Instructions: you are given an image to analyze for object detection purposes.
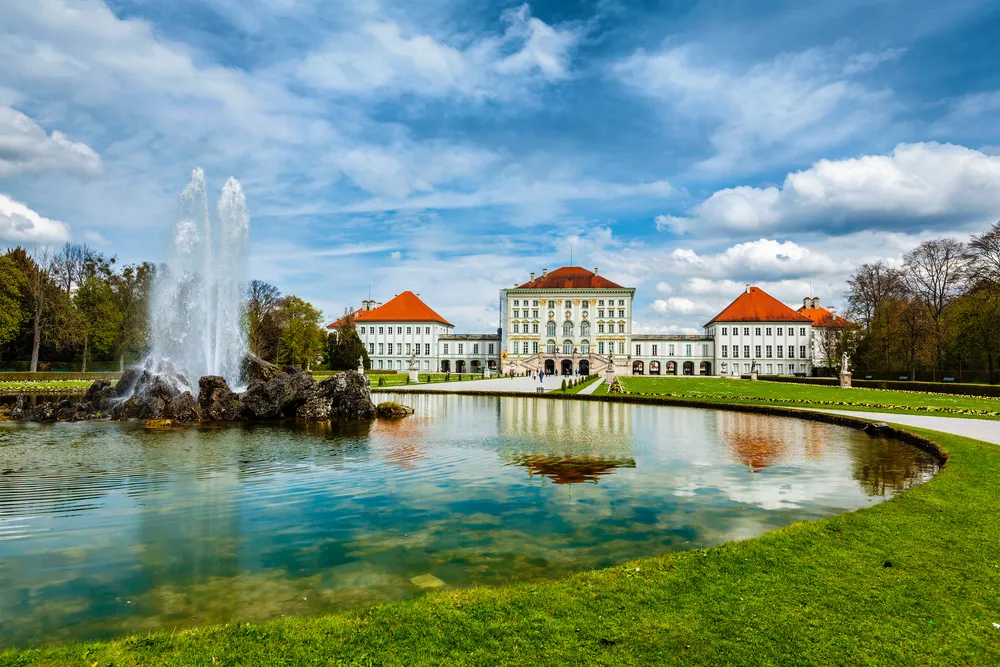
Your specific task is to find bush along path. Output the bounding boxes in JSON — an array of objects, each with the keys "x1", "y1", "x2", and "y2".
[{"x1": 4, "y1": 414, "x2": 1000, "y2": 665}]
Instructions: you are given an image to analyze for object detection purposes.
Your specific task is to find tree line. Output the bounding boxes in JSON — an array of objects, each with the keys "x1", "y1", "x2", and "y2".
[
  {"x1": 0, "y1": 245, "x2": 363, "y2": 373},
  {"x1": 845, "y1": 221, "x2": 1000, "y2": 382}
]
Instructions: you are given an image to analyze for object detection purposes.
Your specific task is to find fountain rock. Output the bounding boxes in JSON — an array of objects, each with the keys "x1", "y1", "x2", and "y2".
[
  {"x1": 198, "y1": 376, "x2": 241, "y2": 421},
  {"x1": 376, "y1": 401, "x2": 414, "y2": 419},
  {"x1": 170, "y1": 392, "x2": 202, "y2": 422},
  {"x1": 319, "y1": 372, "x2": 377, "y2": 421},
  {"x1": 241, "y1": 354, "x2": 280, "y2": 384}
]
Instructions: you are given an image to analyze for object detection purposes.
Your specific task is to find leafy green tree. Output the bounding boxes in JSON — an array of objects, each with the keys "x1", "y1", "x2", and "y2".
[
  {"x1": 74, "y1": 276, "x2": 123, "y2": 372},
  {"x1": 111, "y1": 263, "x2": 154, "y2": 370},
  {"x1": 0, "y1": 255, "x2": 27, "y2": 352},
  {"x1": 277, "y1": 296, "x2": 326, "y2": 369},
  {"x1": 325, "y1": 314, "x2": 370, "y2": 371}
]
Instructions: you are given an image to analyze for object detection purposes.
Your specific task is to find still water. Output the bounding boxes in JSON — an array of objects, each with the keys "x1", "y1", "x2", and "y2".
[{"x1": 0, "y1": 394, "x2": 938, "y2": 647}]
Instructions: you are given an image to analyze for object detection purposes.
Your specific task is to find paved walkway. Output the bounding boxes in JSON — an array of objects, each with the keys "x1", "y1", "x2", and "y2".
[
  {"x1": 386, "y1": 375, "x2": 566, "y2": 393},
  {"x1": 578, "y1": 377, "x2": 605, "y2": 395},
  {"x1": 798, "y1": 408, "x2": 1000, "y2": 446}
]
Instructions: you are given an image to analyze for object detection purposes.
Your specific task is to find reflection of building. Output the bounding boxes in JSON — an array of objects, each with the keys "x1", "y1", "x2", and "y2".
[
  {"x1": 508, "y1": 455, "x2": 635, "y2": 484},
  {"x1": 331, "y1": 268, "x2": 851, "y2": 376}
]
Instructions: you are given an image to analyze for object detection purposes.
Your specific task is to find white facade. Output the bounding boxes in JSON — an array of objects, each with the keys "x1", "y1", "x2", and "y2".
[
  {"x1": 358, "y1": 321, "x2": 452, "y2": 372},
  {"x1": 708, "y1": 322, "x2": 813, "y2": 377},
  {"x1": 438, "y1": 334, "x2": 500, "y2": 374}
]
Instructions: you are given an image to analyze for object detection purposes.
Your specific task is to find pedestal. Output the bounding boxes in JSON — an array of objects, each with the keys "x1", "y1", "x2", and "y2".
[
  {"x1": 840, "y1": 372, "x2": 852, "y2": 388},
  {"x1": 408, "y1": 369, "x2": 420, "y2": 383},
  {"x1": 750, "y1": 371, "x2": 758, "y2": 381}
]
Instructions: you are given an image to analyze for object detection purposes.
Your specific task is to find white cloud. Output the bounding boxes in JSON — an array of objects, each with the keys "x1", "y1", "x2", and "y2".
[
  {"x1": 82, "y1": 230, "x2": 111, "y2": 246},
  {"x1": 297, "y1": 4, "x2": 578, "y2": 99},
  {"x1": 0, "y1": 193, "x2": 71, "y2": 243},
  {"x1": 651, "y1": 296, "x2": 705, "y2": 315},
  {"x1": 660, "y1": 142, "x2": 1000, "y2": 235},
  {"x1": 336, "y1": 143, "x2": 499, "y2": 199},
  {"x1": 668, "y1": 239, "x2": 845, "y2": 279},
  {"x1": 0, "y1": 106, "x2": 103, "y2": 177},
  {"x1": 615, "y1": 45, "x2": 893, "y2": 173}
]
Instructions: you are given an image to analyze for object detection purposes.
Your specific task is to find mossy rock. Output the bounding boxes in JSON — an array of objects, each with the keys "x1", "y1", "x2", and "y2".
[{"x1": 376, "y1": 402, "x2": 414, "y2": 419}]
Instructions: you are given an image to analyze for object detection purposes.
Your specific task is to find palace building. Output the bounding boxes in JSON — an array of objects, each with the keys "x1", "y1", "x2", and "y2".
[{"x1": 329, "y1": 267, "x2": 849, "y2": 376}]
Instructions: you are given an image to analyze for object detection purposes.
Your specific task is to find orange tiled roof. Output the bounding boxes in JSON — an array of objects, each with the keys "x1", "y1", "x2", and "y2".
[
  {"x1": 328, "y1": 291, "x2": 452, "y2": 329},
  {"x1": 706, "y1": 287, "x2": 813, "y2": 325},
  {"x1": 798, "y1": 305, "x2": 851, "y2": 328},
  {"x1": 517, "y1": 266, "x2": 624, "y2": 289}
]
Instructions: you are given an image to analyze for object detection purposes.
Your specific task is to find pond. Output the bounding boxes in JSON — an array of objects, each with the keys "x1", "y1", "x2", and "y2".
[{"x1": 0, "y1": 393, "x2": 939, "y2": 647}]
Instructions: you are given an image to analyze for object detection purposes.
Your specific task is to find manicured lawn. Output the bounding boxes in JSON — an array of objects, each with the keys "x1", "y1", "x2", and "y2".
[
  {"x1": 0, "y1": 380, "x2": 107, "y2": 393},
  {"x1": 562, "y1": 375, "x2": 602, "y2": 394},
  {"x1": 367, "y1": 373, "x2": 496, "y2": 388},
  {"x1": 605, "y1": 376, "x2": 1000, "y2": 418},
  {"x1": 3, "y1": 420, "x2": 998, "y2": 666}
]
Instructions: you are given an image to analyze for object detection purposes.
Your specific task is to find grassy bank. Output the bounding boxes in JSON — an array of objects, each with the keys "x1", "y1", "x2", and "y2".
[
  {"x1": 3, "y1": 409, "x2": 1000, "y2": 665},
  {"x1": 591, "y1": 376, "x2": 1000, "y2": 418},
  {"x1": 0, "y1": 380, "x2": 107, "y2": 394},
  {"x1": 561, "y1": 375, "x2": 601, "y2": 394}
]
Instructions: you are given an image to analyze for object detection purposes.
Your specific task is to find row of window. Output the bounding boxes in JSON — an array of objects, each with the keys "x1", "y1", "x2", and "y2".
[
  {"x1": 719, "y1": 326, "x2": 808, "y2": 337},
  {"x1": 375, "y1": 359, "x2": 432, "y2": 370},
  {"x1": 634, "y1": 343, "x2": 710, "y2": 357},
  {"x1": 441, "y1": 343, "x2": 495, "y2": 355},
  {"x1": 511, "y1": 322, "x2": 629, "y2": 335},
  {"x1": 722, "y1": 362, "x2": 799, "y2": 375},
  {"x1": 361, "y1": 325, "x2": 433, "y2": 336},
  {"x1": 512, "y1": 299, "x2": 626, "y2": 308},
  {"x1": 369, "y1": 342, "x2": 499, "y2": 356},
  {"x1": 720, "y1": 345, "x2": 807, "y2": 359}
]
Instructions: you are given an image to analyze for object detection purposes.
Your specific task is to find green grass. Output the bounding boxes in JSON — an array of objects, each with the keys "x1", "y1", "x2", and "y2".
[
  {"x1": 0, "y1": 380, "x2": 108, "y2": 393},
  {"x1": 3, "y1": 419, "x2": 999, "y2": 666},
  {"x1": 607, "y1": 376, "x2": 1000, "y2": 418},
  {"x1": 367, "y1": 372, "x2": 494, "y2": 388},
  {"x1": 562, "y1": 375, "x2": 602, "y2": 394}
]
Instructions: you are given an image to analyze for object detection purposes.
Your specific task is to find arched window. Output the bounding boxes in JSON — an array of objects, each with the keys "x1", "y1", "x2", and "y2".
[
  {"x1": 547, "y1": 340, "x2": 556, "y2": 354},
  {"x1": 563, "y1": 321, "x2": 573, "y2": 336},
  {"x1": 546, "y1": 321, "x2": 556, "y2": 336},
  {"x1": 580, "y1": 321, "x2": 590, "y2": 337},
  {"x1": 580, "y1": 340, "x2": 590, "y2": 354},
  {"x1": 563, "y1": 340, "x2": 573, "y2": 354}
]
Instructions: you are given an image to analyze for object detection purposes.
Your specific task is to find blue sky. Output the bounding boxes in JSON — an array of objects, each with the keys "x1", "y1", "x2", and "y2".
[{"x1": 2, "y1": 0, "x2": 999, "y2": 333}]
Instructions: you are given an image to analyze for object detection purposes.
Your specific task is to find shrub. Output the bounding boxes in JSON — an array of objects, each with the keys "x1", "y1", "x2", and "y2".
[{"x1": 378, "y1": 376, "x2": 385, "y2": 387}]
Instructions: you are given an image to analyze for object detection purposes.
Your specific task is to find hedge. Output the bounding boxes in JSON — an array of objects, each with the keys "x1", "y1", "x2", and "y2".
[{"x1": 0, "y1": 371, "x2": 121, "y2": 382}]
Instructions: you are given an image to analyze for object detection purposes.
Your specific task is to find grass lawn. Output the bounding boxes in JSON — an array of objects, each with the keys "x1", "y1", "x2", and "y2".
[
  {"x1": 2, "y1": 418, "x2": 998, "y2": 666},
  {"x1": 561, "y1": 375, "x2": 602, "y2": 394},
  {"x1": 600, "y1": 376, "x2": 1000, "y2": 419},
  {"x1": 0, "y1": 380, "x2": 108, "y2": 393},
  {"x1": 367, "y1": 373, "x2": 496, "y2": 388}
]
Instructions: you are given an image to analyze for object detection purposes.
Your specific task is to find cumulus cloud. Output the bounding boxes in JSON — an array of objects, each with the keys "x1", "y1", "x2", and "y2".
[
  {"x1": 0, "y1": 193, "x2": 71, "y2": 243},
  {"x1": 668, "y1": 239, "x2": 845, "y2": 279},
  {"x1": 0, "y1": 106, "x2": 103, "y2": 177},
  {"x1": 297, "y1": 4, "x2": 578, "y2": 99},
  {"x1": 658, "y1": 142, "x2": 1000, "y2": 235},
  {"x1": 336, "y1": 143, "x2": 499, "y2": 199},
  {"x1": 615, "y1": 45, "x2": 893, "y2": 173}
]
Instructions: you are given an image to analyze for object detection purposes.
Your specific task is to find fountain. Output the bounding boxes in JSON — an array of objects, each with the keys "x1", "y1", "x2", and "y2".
[
  {"x1": 144, "y1": 168, "x2": 250, "y2": 394},
  {"x1": 7, "y1": 169, "x2": 379, "y2": 424}
]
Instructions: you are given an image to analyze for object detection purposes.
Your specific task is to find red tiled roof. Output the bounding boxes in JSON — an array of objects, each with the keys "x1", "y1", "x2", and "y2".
[
  {"x1": 706, "y1": 287, "x2": 813, "y2": 325},
  {"x1": 798, "y1": 305, "x2": 851, "y2": 328},
  {"x1": 517, "y1": 266, "x2": 623, "y2": 289},
  {"x1": 328, "y1": 291, "x2": 452, "y2": 329}
]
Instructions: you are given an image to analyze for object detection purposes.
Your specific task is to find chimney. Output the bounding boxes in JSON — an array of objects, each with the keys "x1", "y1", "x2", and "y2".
[
  {"x1": 803, "y1": 297, "x2": 810, "y2": 308},
  {"x1": 594, "y1": 267, "x2": 599, "y2": 275},
  {"x1": 812, "y1": 297, "x2": 820, "y2": 309},
  {"x1": 542, "y1": 268, "x2": 548, "y2": 276},
  {"x1": 530, "y1": 272, "x2": 535, "y2": 282},
  {"x1": 745, "y1": 284, "x2": 751, "y2": 294}
]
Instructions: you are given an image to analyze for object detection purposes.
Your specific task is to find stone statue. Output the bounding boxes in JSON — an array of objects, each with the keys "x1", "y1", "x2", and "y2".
[
  {"x1": 408, "y1": 350, "x2": 418, "y2": 371},
  {"x1": 841, "y1": 352, "x2": 850, "y2": 374},
  {"x1": 357, "y1": 356, "x2": 365, "y2": 373}
]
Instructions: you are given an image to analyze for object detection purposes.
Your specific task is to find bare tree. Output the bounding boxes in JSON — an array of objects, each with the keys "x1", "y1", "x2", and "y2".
[
  {"x1": 846, "y1": 261, "x2": 904, "y2": 371},
  {"x1": 246, "y1": 280, "x2": 282, "y2": 357},
  {"x1": 50, "y1": 243, "x2": 115, "y2": 294},
  {"x1": 902, "y1": 239, "x2": 967, "y2": 378},
  {"x1": 967, "y1": 221, "x2": 1000, "y2": 285}
]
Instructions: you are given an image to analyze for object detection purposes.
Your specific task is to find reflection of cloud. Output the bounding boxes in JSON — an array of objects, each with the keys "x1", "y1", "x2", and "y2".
[{"x1": 507, "y1": 455, "x2": 635, "y2": 485}]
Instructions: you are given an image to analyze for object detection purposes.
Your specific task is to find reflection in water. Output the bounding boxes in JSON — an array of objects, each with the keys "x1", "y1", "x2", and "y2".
[
  {"x1": 507, "y1": 455, "x2": 636, "y2": 484},
  {"x1": 0, "y1": 396, "x2": 939, "y2": 648}
]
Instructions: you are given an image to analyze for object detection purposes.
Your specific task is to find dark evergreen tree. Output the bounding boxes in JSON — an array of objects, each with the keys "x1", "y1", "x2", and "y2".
[{"x1": 325, "y1": 316, "x2": 370, "y2": 370}]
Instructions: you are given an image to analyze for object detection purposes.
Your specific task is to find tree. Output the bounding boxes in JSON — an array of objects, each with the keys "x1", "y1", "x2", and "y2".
[
  {"x1": 111, "y1": 263, "x2": 154, "y2": 371},
  {"x1": 50, "y1": 243, "x2": 115, "y2": 295},
  {"x1": 967, "y1": 221, "x2": 1000, "y2": 285},
  {"x1": 277, "y1": 296, "x2": 326, "y2": 369},
  {"x1": 846, "y1": 262, "x2": 904, "y2": 371},
  {"x1": 246, "y1": 280, "x2": 281, "y2": 357},
  {"x1": 6, "y1": 248, "x2": 56, "y2": 372},
  {"x1": 74, "y1": 276, "x2": 123, "y2": 372},
  {"x1": 951, "y1": 284, "x2": 1000, "y2": 383},
  {"x1": 902, "y1": 239, "x2": 967, "y2": 378},
  {"x1": 0, "y1": 255, "x2": 27, "y2": 352},
  {"x1": 325, "y1": 313, "x2": 370, "y2": 370}
]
